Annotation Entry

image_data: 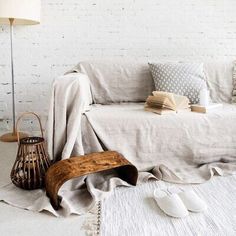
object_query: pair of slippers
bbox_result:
[154,187,207,218]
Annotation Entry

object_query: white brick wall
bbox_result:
[1,0,236,130]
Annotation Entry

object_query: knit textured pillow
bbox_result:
[149,62,207,104]
[232,61,236,103]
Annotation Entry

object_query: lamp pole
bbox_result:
[0,18,27,142]
[9,18,16,134]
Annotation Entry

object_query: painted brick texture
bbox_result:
[0,0,236,129]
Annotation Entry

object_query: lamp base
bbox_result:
[0,132,28,142]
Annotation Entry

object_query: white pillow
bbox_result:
[204,61,234,103]
[71,61,155,104]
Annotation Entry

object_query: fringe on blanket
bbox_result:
[81,201,101,236]
[232,61,236,103]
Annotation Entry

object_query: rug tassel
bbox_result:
[81,201,101,236]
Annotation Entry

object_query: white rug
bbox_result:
[1,142,236,235]
[100,175,236,236]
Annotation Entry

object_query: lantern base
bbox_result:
[0,132,28,142]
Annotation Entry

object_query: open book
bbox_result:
[145,91,190,115]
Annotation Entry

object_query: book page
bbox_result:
[152,91,176,109]
[148,91,189,111]
[146,96,176,110]
[173,94,189,109]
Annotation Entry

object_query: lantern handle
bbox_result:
[16,112,44,143]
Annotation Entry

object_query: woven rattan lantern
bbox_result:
[11,112,51,190]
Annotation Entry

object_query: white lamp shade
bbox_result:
[0,0,40,25]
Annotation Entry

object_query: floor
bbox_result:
[0,141,86,236]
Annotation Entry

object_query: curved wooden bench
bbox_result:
[45,151,138,210]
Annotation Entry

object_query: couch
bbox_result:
[47,60,236,183]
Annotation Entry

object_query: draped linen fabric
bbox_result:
[0,60,236,217]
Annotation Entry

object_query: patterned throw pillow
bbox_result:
[149,62,207,104]
[232,61,236,103]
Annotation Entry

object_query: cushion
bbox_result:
[83,103,236,171]
[149,62,207,104]
[203,61,234,103]
[232,61,236,103]
[71,61,155,104]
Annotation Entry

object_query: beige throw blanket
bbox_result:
[46,71,236,182]
[47,72,92,161]
[1,72,236,217]
[47,72,236,182]
[82,103,236,183]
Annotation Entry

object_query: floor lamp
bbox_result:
[0,0,41,142]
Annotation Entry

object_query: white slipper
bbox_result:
[167,187,207,213]
[153,189,189,218]
[178,189,207,213]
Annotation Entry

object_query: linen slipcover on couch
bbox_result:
[47,60,236,183]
